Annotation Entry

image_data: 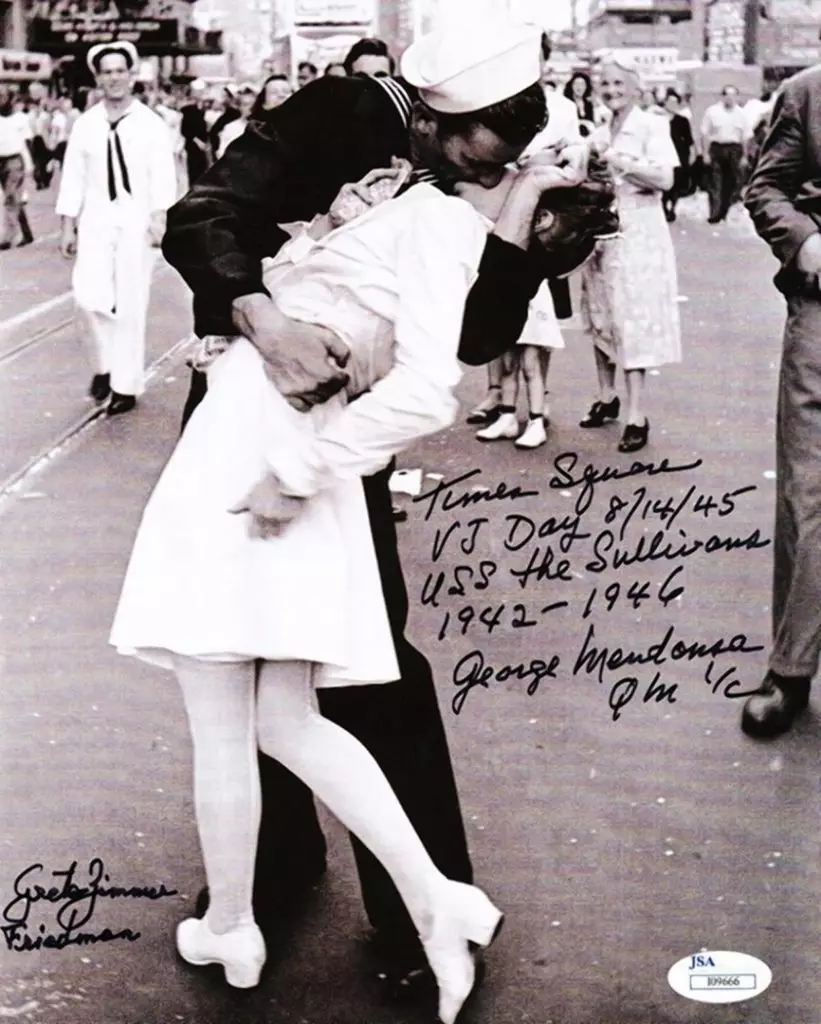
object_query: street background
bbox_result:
[1,184,820,1024]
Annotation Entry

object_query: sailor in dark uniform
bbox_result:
[162,18,581,988]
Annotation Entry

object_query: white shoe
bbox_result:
[420,881,504,1024]
[476,412,518,441]
[176,916,266,989]
[514,417,547,449]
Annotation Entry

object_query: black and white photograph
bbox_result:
[2,0,821,1022]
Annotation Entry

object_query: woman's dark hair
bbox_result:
[426,82,547,149]
[531,154,620,277]
[325,62,346,76]
[343,37,395,76]
[298,61,318,75]
[665,87,681,103]
[251,74,289,118]
[563,71,592,102]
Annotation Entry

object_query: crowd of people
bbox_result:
[4,14,819,1020]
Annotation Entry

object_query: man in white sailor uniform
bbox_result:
[56,41,177,415]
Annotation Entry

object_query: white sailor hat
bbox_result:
[401,19,541,115]
[86,40,139,75]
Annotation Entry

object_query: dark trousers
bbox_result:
[770,293,821,681]
[182,369,473,943]
[17,204,33,245]
[30,136,51,189]
[662,165,690,219]
[0,154,25,247]
[707,142,743,222]
[185,147,208,187]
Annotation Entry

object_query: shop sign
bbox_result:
[293,0,375,25]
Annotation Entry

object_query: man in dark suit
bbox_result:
[179,81,210,186]
[162,19,579,985]
[744,68,821,738]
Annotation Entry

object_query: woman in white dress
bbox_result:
[579,56,682,453]
[110,162,613,1022]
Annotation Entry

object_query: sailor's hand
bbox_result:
[232,293,350,411]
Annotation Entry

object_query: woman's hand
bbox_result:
[228,472,307,539]
[328,159,413,227]
[493,162,586,250]
[519,140,589,184]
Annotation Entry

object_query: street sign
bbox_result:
[596,45,680,80]
[293,0,375,25]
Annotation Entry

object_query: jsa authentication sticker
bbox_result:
[668,951,772,1004]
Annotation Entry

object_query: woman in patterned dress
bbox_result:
[579,56,682,453]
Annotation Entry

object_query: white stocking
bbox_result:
[256,660,445,936]
[172,655,260,935]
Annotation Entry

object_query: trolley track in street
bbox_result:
[0,330,195,509]
[0,314,76,369]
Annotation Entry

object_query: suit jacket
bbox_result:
[162,75,551,362]
[745,65,821,296]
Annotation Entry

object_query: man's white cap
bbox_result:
[86,40,139,75]
[190,78,207,92]
[401,19,541,115]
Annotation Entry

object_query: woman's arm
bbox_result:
[608,115,677,192]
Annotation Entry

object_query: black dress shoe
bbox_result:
[392,505,408,523]
[618,420,649,453]
[466,405,502,426]
[580,396,620,428]
[107,392,137,416]
[741,673,811,739]
[89,373,111,403]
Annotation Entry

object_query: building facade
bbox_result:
[585,0,704,61]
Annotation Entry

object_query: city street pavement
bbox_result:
[2,198,821,1024]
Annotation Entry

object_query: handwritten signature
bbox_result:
[1,858,178,952]
[419,454,770,720]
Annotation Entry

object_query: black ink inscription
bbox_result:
[416,455,768,720]
[451,649,562,715]
[414,469,539,521]
[1,859,178,952]
[549,451,703,515]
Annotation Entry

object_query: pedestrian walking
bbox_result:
[162,14,585,997]
[297,61,318,89]
[579,55,681,453]
[563,70,601,137]
[180,79,210,186]
[56,40,177,414]
[252,74,292,115]
[0,95,33,249]
[30,97,53,190]
[743,65,821,738]
[343,37,395,78]
[701,85,750,223]
[214,86,256,159]
[661,87,694,222]
[150,88,186,194]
